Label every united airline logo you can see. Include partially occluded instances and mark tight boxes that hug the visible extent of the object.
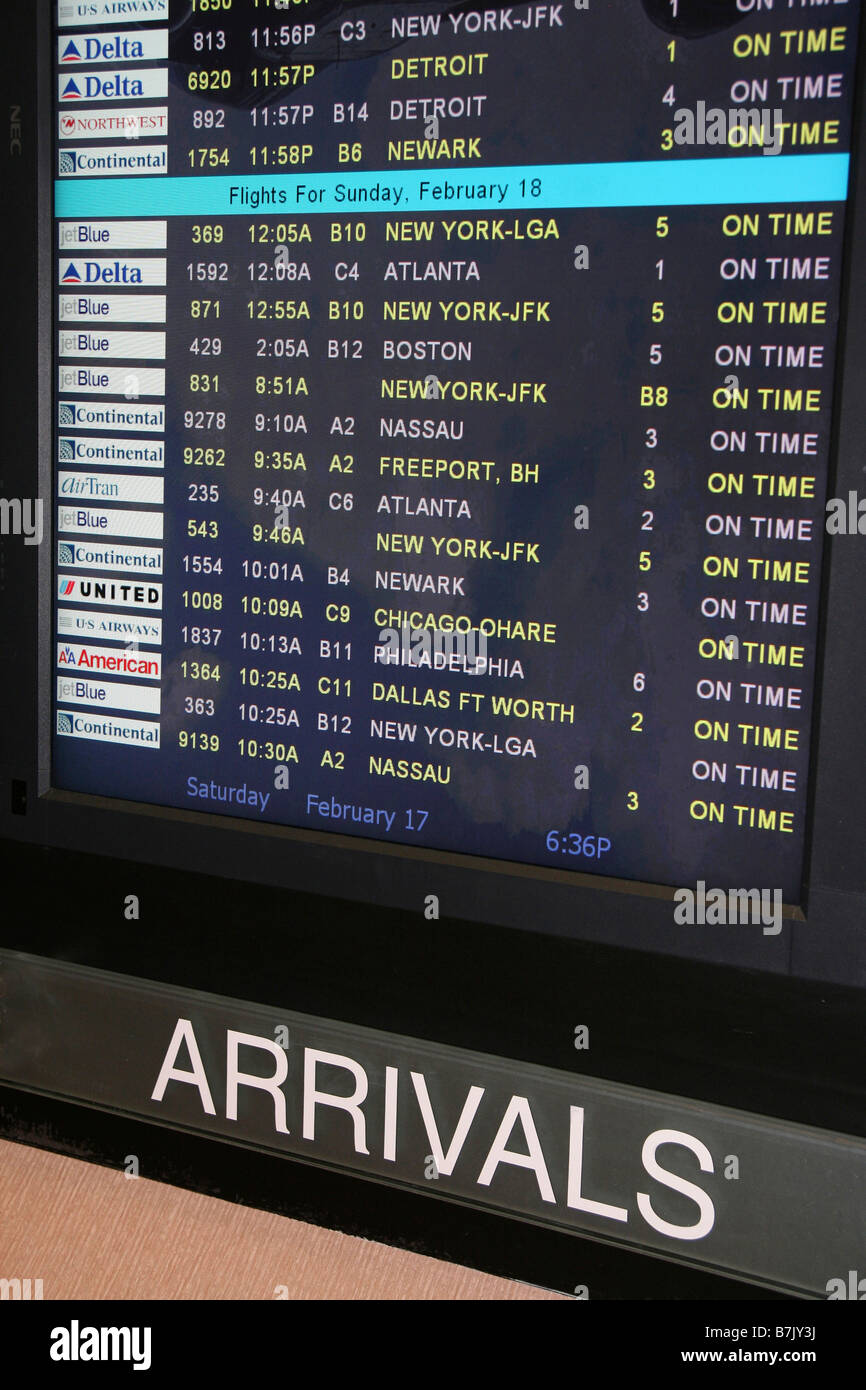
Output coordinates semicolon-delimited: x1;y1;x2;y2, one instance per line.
57;576;162;610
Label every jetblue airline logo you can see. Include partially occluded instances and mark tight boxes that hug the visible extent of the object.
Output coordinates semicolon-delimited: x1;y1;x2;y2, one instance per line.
59;31;168;64
59;70;168;103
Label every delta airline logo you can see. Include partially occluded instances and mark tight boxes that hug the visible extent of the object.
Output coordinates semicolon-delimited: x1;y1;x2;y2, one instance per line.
59;259;167;287
59;70;168;103
59;31;168;64
58;1;170;28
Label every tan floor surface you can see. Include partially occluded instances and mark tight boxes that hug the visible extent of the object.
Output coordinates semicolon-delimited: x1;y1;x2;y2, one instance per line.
0;1138;564;1300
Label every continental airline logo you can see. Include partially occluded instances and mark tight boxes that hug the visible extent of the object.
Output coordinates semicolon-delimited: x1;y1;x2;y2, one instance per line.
56;711;160;750
59;147;167;177
59;435;164;467
57;608;162;645
59;30;168;63
59;71;168;102
57;641;162;680
58;1;169;27
57;576;162;610
57;536;164;569
59;400;165;432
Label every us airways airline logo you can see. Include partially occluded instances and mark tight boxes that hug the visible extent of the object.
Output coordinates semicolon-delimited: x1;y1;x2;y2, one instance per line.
58;0;169;26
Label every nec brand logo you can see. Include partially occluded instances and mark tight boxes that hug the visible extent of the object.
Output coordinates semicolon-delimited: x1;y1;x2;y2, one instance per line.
9;105;22;155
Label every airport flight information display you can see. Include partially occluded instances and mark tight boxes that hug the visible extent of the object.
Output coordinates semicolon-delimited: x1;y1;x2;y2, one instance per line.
51;0;862;903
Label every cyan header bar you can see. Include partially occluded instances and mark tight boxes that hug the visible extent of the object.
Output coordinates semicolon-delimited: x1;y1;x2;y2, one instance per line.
55;154;850;219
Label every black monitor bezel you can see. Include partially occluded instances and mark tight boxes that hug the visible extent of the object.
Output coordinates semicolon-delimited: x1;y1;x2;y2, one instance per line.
1;0;866;1295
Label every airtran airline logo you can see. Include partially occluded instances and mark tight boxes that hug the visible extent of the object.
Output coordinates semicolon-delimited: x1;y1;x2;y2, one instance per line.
59;31;168;64
58;1;170;28
59;70;168;103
